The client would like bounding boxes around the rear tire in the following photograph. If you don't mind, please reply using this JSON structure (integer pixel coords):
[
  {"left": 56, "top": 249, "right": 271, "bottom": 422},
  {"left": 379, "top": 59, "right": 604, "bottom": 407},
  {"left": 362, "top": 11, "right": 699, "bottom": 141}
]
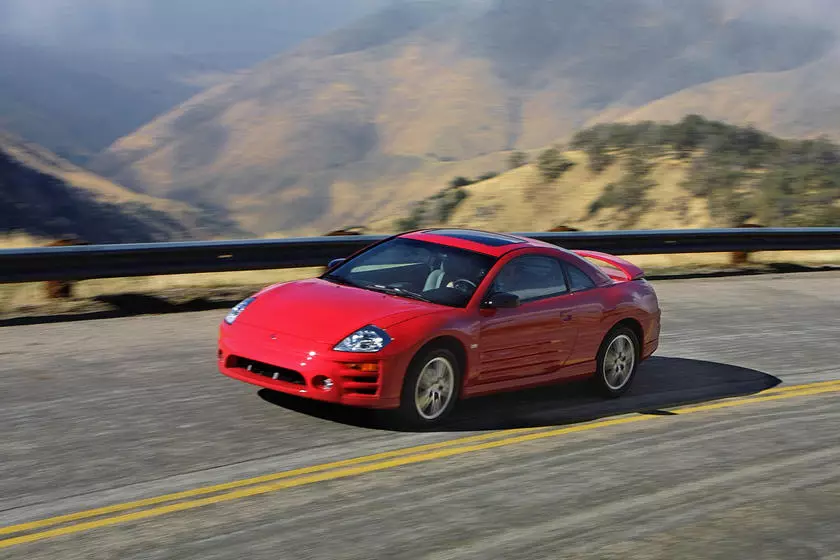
[
  {"left": 395, "top": 346, "right": 461, "bottom": 429},
  {"left": 593, "top": 325, "right": 639, "bottom": 398}
]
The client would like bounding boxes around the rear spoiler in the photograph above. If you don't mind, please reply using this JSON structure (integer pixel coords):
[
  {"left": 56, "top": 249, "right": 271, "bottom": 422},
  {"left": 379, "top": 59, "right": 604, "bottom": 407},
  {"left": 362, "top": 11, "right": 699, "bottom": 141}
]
[{"left": 572, "top": 250, "right": 645, "bottom": 282}]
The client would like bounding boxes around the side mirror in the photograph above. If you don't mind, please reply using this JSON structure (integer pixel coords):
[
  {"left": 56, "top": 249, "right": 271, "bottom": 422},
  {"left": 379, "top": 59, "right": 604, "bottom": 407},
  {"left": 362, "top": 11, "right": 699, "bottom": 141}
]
[
  {"left": 482, "top": 292, "right": 520, "bottom": 309},
  {"left": 327, "top": 258, "right": 346, "bottom": 269}
]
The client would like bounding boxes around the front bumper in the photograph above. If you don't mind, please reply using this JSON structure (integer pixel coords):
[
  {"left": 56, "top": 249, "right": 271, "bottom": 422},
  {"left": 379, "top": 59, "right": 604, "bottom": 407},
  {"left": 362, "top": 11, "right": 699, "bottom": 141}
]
[
  {"left": 642, "top": 337, "right": 659, "bottom": 360},
  {"left": 217, "top": 322, "right": 404, "bottom": 409}
]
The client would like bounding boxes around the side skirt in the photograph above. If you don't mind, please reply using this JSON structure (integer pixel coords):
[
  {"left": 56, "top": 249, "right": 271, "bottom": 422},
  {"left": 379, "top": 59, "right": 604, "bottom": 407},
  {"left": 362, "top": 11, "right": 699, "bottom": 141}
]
[{"left": 461, "top": 360, "right": 596, "bottom": 399}]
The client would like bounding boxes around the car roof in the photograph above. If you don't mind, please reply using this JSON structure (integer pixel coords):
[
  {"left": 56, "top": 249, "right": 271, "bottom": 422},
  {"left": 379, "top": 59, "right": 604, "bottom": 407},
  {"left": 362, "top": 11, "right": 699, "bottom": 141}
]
[{"left": 401, "top": 228, "right": 554, "bottom": 257}]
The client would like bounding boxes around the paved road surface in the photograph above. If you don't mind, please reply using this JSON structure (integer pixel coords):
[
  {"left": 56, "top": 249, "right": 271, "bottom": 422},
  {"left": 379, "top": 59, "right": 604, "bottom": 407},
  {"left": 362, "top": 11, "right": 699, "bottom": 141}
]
[{"left": 1, "top": 271, "right": 838, "bottom": 558}]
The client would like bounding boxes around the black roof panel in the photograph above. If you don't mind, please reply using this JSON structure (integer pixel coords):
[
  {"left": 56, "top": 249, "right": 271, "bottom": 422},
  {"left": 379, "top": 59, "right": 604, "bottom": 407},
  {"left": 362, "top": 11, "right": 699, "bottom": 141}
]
[{"left": 425, "top": 229, "right": 525, "bottom": 247}]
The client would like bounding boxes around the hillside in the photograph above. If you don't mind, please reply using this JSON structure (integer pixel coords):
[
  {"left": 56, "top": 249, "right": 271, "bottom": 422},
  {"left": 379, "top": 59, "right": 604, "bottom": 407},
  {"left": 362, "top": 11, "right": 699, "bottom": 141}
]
[
  {"left": 90, "top": 0, "right": 840, "bottom": 235},
  {"left": 0, "top": 131, "right": 240, "bottom": 243},
  {"left": 373, "top": 117, "right": 840, "bottom": 233},
  {"left": 587, "top": 52, "right": 840, "bottom": 142}
]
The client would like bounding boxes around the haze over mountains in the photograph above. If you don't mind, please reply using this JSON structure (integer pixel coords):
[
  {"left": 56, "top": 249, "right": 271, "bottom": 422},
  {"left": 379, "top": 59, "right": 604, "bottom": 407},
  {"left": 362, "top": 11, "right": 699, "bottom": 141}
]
[
  {"left": 0, "top": 0, "right": 390, "bottom": 162},
  {"left": 4, "top": 0, "right": 840, "bottom": 240}
]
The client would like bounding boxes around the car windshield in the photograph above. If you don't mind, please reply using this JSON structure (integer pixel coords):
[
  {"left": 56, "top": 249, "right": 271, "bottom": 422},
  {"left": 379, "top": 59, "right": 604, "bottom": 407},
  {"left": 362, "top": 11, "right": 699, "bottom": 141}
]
[{"left": 322, "top": 237, "right": 497, "bottom": 307}]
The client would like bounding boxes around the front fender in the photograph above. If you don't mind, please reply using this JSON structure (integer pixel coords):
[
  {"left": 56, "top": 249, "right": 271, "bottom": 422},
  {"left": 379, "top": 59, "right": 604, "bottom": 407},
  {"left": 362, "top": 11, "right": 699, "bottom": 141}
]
[{"left": 383, "top": 310, "right": 479, "bottom": 386}]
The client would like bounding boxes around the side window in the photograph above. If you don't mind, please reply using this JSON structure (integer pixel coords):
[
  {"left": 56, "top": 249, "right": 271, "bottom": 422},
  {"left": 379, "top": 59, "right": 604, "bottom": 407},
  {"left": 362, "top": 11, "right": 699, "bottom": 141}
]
[
  {"left": 490, "top": 255, "right": 568, "bottom": 303},
  {"left": 566, "top": 263, "right": 596, "bottom": 292}
]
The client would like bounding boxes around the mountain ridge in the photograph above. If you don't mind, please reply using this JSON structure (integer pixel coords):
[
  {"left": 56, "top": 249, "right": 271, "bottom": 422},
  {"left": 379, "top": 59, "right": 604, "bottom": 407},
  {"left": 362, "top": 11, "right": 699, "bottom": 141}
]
[
  {"left": 0, "top": 130, "right": 241, "bottom": 243},
  {"left": 91, "top": 0, "right": 840, "bottom": 235}
]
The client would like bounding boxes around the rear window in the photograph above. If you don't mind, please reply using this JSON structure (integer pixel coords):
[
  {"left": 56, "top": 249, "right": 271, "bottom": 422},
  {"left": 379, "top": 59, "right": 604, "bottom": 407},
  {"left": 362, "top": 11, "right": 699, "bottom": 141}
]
[{"left": 566, "top": 263, "right": 596, "bottom": 292}]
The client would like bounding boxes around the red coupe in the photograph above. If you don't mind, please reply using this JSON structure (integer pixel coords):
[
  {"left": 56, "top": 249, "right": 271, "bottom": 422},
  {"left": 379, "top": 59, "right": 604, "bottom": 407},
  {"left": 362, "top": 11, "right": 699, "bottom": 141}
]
[{"left": 218, "top": 229, "right": 661, "bottom": 427}]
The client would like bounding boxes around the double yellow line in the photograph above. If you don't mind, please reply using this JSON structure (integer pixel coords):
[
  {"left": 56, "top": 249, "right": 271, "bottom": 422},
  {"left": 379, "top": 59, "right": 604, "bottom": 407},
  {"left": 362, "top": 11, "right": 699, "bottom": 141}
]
[{"left": 2, "top": 379, "right": 840, "bottom": 549}]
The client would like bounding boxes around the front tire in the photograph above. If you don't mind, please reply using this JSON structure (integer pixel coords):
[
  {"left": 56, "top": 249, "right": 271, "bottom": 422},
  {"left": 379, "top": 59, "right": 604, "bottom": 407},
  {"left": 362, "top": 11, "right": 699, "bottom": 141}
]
[
  {"left": 395, "top": 347, "right": 461, "bottom": 428},
  {"left": 593, "top": 326, "right": 639, "bottom": 398}
]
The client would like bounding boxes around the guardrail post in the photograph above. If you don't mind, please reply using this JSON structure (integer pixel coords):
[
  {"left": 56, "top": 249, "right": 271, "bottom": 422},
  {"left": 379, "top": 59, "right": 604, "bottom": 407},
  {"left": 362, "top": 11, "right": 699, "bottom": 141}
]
[
  {"left": 730, "top": 223, "right": 764, "bottom": 265},
  {"left": 43, "top": 236, "right": 89, "bottom": 298}
]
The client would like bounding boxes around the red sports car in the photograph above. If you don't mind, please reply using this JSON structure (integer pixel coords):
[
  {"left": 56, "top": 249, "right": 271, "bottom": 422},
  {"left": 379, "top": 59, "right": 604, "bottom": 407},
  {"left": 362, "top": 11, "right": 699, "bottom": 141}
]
[{"left": 218, "top": 228, "right": 660, "bottom": 427}]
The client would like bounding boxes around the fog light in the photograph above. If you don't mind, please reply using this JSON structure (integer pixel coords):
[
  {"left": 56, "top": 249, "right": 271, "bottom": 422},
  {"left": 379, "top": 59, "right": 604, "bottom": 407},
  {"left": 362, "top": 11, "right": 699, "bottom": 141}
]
[{"left": 313, "top": 375, "right": 334, "bottom": 391}]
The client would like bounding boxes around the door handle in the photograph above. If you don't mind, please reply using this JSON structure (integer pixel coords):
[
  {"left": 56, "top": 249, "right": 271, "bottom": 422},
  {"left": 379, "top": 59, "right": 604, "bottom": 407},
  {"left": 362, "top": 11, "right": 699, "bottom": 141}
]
[{"left": 562, "top": 314, "right": 572, "bottom": 322}]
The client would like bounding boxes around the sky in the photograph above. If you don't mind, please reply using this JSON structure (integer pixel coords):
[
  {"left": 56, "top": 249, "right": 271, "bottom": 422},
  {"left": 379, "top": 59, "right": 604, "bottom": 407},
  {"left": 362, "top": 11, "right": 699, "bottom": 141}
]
[
  {"left": 3, "top": 0, "right": 837, "bottom": 50},
  {"left": 0, "top": 0, "right": 395, "bottom": 54}
]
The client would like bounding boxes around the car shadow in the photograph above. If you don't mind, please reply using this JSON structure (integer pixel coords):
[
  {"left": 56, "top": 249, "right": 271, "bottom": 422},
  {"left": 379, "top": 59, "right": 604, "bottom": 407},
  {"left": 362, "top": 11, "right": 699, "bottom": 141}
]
[{"left": 257, "top": 356, "right": 781, "bottom": 432}]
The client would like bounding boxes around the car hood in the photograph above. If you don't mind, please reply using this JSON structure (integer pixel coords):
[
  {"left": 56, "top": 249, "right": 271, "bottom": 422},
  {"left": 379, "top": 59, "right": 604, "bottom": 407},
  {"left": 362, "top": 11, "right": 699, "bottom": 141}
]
[{"left": 236, "top": 278, "right": 443, "bottom": 344}]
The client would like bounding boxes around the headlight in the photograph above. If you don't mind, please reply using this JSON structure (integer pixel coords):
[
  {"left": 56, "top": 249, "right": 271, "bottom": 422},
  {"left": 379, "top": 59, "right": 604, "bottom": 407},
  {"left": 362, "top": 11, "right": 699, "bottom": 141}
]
[
  {"left": 224, "top": 297, "right": 256, "bottom": 325},
  {"left": 333, "top": 325, "right": 391, "bottom": 353}
]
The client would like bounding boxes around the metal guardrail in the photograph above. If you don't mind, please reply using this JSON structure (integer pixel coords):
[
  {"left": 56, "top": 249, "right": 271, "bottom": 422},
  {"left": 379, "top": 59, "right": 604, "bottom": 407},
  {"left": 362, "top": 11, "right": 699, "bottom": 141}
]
[{"left": 0, "top": 228, "right": 839, "bottom": 284}]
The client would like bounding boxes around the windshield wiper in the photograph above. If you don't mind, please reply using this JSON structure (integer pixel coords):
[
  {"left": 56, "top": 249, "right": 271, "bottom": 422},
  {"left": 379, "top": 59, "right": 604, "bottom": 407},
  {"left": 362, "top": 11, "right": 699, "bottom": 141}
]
[
  {"left": 322, "top": 274, "right": 360, "bottom": 288},
  {"left": 368, "top": 284, "right": 434, "bottom": 303},
  {"left": 324, "top": 276, "right": 434, "bottom": 303}
]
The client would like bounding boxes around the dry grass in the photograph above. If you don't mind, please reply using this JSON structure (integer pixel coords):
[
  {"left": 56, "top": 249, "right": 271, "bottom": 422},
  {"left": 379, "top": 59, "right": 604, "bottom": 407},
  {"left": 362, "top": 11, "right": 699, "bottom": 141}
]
[
  {"left": 0, "top": 268, "right": 322, "bottom": 316},
  {"left": 426, "top": 150, "right": 704, "bottom": 233},
  {"left": 623, "top": 251, "right": 840, "bottom": 271},
  {"left": 0, "top": 230, "right": 321, "bottom": 317},
  {"left": 0, "top": 232, "right": 54, "bottom": 249}
]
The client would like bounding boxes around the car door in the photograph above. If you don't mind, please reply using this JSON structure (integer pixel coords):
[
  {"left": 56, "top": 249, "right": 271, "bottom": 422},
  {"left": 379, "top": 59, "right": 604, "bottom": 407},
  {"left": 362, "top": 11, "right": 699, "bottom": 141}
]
[
  {"left": 477, "top": 253, "right": 580, "bottom": 383},
  {"left": 556, "top": 258, "right": 607, "bottom": 370}
]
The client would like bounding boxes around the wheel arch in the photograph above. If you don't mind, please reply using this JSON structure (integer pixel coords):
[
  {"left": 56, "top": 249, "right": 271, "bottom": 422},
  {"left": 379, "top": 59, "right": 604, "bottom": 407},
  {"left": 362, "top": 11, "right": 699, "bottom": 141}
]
[
  {"left": 414, "top": 335, "right": 468, "bottom": 384},
  {"left": 610, "top": 317, "right": 644, "bottom": 356}
]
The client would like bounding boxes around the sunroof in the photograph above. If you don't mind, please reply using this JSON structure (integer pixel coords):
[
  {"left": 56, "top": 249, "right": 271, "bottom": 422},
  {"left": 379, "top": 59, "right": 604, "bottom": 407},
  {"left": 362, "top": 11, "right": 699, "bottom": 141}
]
[{"left": 427, "top": 229, "right": 524, "bottom": 247}]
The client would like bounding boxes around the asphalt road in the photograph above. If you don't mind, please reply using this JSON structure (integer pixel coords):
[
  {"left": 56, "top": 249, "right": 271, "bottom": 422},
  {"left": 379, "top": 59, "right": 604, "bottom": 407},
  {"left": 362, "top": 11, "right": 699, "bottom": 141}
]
[{"left": 1, "top": 271, "right": 838, "bottom": 559}]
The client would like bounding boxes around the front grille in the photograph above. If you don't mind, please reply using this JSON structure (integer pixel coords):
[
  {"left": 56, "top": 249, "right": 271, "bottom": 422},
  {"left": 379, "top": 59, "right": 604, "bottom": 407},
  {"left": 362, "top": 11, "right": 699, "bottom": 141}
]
[
  {"left": 340, "top": 367, "right": 381, "bottom": 397},
  {"left": 347, "top": 386, "right": 377, "bottom": 396},
  {"left": 346, "top": 374, "right": 379, "bottom": 383},
  {"left": 228, "top": 356, "right": 305, "bottom": 385}
]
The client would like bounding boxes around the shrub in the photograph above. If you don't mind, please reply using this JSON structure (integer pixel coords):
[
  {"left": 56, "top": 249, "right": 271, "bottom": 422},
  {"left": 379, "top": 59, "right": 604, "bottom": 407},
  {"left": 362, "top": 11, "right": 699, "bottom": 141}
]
[
  {"left": 435, "top": 188, "right": 469, "bottom": 223},
  {"left": 507, "top": 151, "right": 528, "bottom": 169},
  {"left": 568, "top": 115, "right": 840, "bottom": 226},
  {"left": 394, "top": 216, "right": 419, "bottom": 231},
  {"left": 449, "top": 176, "right": 474, "bottom": 188},
  {"left": 393, "top": 201, "right": 428, "bottom": 231},
  {"left": 393, "top": 186, "right": 471, "bottom": 231},
  {"left": 537, "top": 147, "right": 575, "bottom": 182},
  {"left": 587, "top": 144, "right": 615, "bottom": 174}
]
